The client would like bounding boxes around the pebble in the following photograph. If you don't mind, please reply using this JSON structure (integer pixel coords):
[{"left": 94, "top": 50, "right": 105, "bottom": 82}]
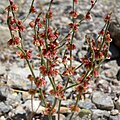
[
  {"left": 109, "top": 115, "right": 120, "bottom": 120},
  {"left": 114, "top": 98, "right": 120, "bottom": 111},
  {"left": 0, "top": 102, "right": 11, "bottom": 113},
  {"left": 15, "top": 105, "right": 26, "bottom": 115},
  {"left": 55, "top": 114, "right": 66, "bottom": 120},
  {"left": 22, "top": 100, "right": 45, "bottom": 114},
  {"left": 91, "top": 109, "right": 110, "bottom": 120},
  {"left": 78, "top": 100, "right": 96, "bottom": 110},
  {"left": 0, "top": 116, "right": 6, "bottom": 120},
  {"left": 0, "top": 26, "right": 10, "bottom": 47},
  {"left": 110, "top": 109, "right": 119, "bottom": 116},
  {"left": 92, "top": 91, "right": 114, "bottom": 110},
  {"left": 7, "top": 65, "right": 37, "bottom": 90}
]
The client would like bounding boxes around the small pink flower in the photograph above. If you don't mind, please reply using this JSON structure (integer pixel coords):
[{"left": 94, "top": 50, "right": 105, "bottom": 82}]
[
  {"left": 29, "top": 21, "right": 35, "bottom": 28},
  {"left": 85, "top": 12, "right": 92, "bottom": 20},
  {"left": 74, "top": 0, "right": 78, "bottom": 4},
  {"left": 69, "top": 10, "right": 78, "bottom": 18},
  {"left": 30, "top": 6, "right": 36, "bottom": 13}
]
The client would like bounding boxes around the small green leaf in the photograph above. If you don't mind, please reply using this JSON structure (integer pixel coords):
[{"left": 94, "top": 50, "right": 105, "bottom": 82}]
[{"left": 78, "top": 109, "right": 91, "bottom": 118}]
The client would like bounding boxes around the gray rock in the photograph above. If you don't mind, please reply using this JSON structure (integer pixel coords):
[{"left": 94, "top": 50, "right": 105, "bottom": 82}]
[
  {"left": 91, "top": 109, "right": 110, "bottom": 120},
  {"left": 96, "top": 79, "right": 111, "bottom": 93},
  {"left": 0, "top": 63, "right": 6, "bottom": 75},
  {"left": 92, "top": 91, "right": 114, "bottom": 110},
  {"left": 0, "top": 116, "right": 6, "bottom": 120},
  {"left": 111, "top": 86, "right": 120, "bottom": 95},
  {"left": 7, "top": 65, "right": 37, "bottom": 90},
  {"left": 0, "top": 26, "right": 10, "bottom": 47},
  {"left": 108, "top": 22, "right": 120, "bottom": 48},
  {"left": 78, "top": 100, "right": 96, "bottom": 110},
  {"left": 109, "top": 43, "right": 120, "bottom": 60},
  {"left": 114, "top": 98, "right": 120, "bottom": 111},
  {"left": 109, "top": 115, "right": 120, "bottom": 120},
  {"left": 12, "top": 113, "right": 27, "bottom": 120},
  {"left": 6, "top": 92, "right": 22, "bottom": 107},
  {"left": 0, "top": 91, "right": 6, "bottom": 102},
  {"left": 61, "top": 100, "right": 74, "bottom": 107},
  {"left": 110, "top": 109, "right": 119, "bottom": 116},
  {"left": 0, "top": 102, "right": 11, "bottom": 113},
  {"left": 22, "top": 100, "right": 45, "bottom": 113},
  {"left": 15, "top": 105, "right": 26, "bottom": 115},
  {"left": 0, "top": 86, "right": 12, "bottom": 98},
  {"left": 66, "top": 113, "right": 91, "bottom": 120},
  {"left": 55, "top": 114, "right": 66, "bottom": 120}
]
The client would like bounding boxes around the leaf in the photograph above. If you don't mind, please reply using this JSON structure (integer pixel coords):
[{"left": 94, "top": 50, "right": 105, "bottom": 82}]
[{"left": 78, "top": 109, "right": 91, "bottom": 118}]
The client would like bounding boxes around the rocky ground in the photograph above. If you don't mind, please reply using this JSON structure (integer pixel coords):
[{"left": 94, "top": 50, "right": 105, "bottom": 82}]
[{"left": 0, "top": 0, "right": 120, "bottom": 120}]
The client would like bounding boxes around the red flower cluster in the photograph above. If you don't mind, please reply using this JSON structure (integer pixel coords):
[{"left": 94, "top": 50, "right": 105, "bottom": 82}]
[
  {"left": 104, "top": 14, "right": 111, "bottom": 22},
  {"left": 6, "top": 0, "right": 18, "bottom": 11},
  {"left": 62, "top": 66, "right": 76, "bottom": 76},
  {"left": 68, "top": 23, "right": 79, "bottom": 31},
  {"left": 49, "top": 84, "right": 64, "bottom": 99},
  {"left": 67, "top": 42, "right": 76, "bottom": 51},
  {"left": 17, "top": 50, "right": 32, "bottom": 59},
  {"left": 39, "top": 64, "right": 58, "bottom": 77},
  {"left": 47, "top": 9, "right": 53, "bottom": 19},
  {"left": 76, "top": 81, "right": 89, "bottom": 94},
  {"left": 44, "top": 103, "right": 56, "bottom": 115},
  {"left": 8, "top": 36, "right": 20, "bottom": 46},
  {"left": 30, "top": 6, "right": 36, "bottom": 13},
  {"left": 69, "top": 10, "right": 78, "bottom": 18},
  {"left": 8, "top": 17, "right": 25, "bottom": 32},
  {"left": 85, "top": 12, "right": 92, "bottom": 20},
  {"left": 35, "top": 77, "right": 46, "bottom": 88}
]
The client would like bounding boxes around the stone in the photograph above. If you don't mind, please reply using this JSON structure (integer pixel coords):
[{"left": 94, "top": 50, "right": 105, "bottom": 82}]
[
  {"left": 0, "top": 102, "right": 11, "bottom": 113},
  {"left": 109, "top": 115, "right": 120, "bottom": 120},
  {"left": 109, "top": 43, "right": 120, "bottom": 61},
  {"left": 91, "top": 109, "right": 110, "bottom": 120},
  {"left": 61, "top": 100, "right": 73, "bottom": 106},
  {"left": 6, "top": 92, "right": 22, "bottom": 108},
  {"left": 104, "top": 71, "right": 116, "bottom": 79},
  {"left": 55, "top": 114, "right": 66, "bottom": 120},
  {"left": 78, "top": 100, "right": 96, "bottom": 110},
  {"left": 108, "top": 22, "right": 120, "bottom": 48},
  {"left": 0, "top": 86, "right": 12, "bottom": 98},
  {"left": 15, "top": 105, "right": 26, "bottom": 115},
  {"left": 114, "top": 98, "right": 120, "bottom": 111},
  {"left": 111, "top": 79, "right": 120, "bottom": 86},
  {"left": 36, "top": 115, "right": 55, "bottom": 120},
  {"left": 7, "top": 65, "right": 37, "bottom": 90},
  {"left": 0, "top": 91, "right": 6, "bottom": 102},
  {"left": 0, "top": 63, "right": 6, "bottom": 75},
  {"left": 0, "top": 26, "right": 10, "bottom": 47},
  {"left": 60, "top": 107, "right": 70, "bottom": 113},
  {"left": 66, "top": 111, "right": 91, "bottom": 120},
  {"left": 12, "top": 113, "right": 27, "bottom": 120},
  {"left": 92, "top": 91, "right": 114, "bottom": 110},
  {"left": 22, "top": 91, "right": 31, "bottom": 101},
  {"left": 22, "top": 100, "right": 45, "bottom": 114},
  {"left": 110, "top": 109, "right": 119, "bottom": 116},
  {"left": 0, "top": 116, "right": 6, "bottom": 120},
  {"left": 96, "top": 79, "right": 111, "bottom": 93},
  {"left": 112, "top": 86, "right": 120, "bottom": 94}
]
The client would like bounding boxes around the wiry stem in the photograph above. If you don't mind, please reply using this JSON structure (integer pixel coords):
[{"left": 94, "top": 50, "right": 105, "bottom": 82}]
[{"left": 69, "top": 94, "right": 80, "bottom": 120}]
